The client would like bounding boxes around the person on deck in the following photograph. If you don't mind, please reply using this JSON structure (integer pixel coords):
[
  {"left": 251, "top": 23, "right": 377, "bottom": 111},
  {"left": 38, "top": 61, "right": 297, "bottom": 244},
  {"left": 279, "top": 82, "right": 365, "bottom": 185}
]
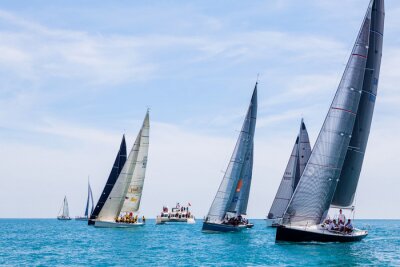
[
  {"left": 338, "top": 209, "right": 346, "bottom": 225},
  {"left": 328, "top": 219, "right": 339, "bottom": 231},
  {"left": 345, "top": 219, "right": 353, "bottom": 233},
  {"left": 142, "top": 216, "right": 146, "bottom": 223}
]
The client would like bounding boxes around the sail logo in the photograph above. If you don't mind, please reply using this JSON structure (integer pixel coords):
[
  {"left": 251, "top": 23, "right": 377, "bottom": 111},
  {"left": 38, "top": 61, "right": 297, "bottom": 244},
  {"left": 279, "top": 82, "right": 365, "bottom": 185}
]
[
  {"left": 130, "top": 197, "right": 137, "bottom": 202},
  {"left": 128, "top": 186, "right": 142, "bottom": 193}
]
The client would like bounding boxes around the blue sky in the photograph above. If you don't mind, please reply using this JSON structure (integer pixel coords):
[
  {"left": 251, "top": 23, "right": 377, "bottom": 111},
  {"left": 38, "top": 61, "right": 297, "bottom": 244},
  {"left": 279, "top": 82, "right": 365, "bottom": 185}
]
[{"left": 1, "top": 0, "right": 399, "bottom": 219}]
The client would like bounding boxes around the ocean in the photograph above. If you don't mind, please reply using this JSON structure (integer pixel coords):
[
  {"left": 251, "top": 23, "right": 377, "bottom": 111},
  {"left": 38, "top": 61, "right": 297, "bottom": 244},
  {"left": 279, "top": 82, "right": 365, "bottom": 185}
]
[{"left": 0, "top": 219, "right": 399, "bottom": 266}]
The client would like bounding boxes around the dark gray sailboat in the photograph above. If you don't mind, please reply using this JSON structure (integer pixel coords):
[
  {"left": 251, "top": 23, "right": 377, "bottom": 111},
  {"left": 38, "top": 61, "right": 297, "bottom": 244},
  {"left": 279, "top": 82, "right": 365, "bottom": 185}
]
[
  {"left": 203, "top": 83, "right": 257, "bottom": 233},
  {"left": 266, "top": 119, "right": 311, "bottom": 227},
  {"left": 276, "top": 0, "right": 384, "bottom": 242},
  {"left": 88, "top": 135, "right": 127, "bottom": 225},
  {"left": 75, "top": 179, "right": 95, "bottom": 221}
]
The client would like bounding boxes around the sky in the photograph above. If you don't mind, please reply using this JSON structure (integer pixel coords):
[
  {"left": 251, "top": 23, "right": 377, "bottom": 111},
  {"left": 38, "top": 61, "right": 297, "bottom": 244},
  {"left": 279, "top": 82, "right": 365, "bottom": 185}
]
[{"left": 1, "top": 0, "right": 399, "bottom": 219}]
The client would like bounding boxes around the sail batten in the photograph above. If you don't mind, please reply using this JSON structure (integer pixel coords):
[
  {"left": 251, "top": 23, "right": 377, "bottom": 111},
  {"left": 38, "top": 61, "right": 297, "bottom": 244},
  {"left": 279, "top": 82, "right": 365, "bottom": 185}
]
[
  {"left": 206, "top": 83, "right": 257, "bottom": 222},
  {"left": 282, "top": 2, "right": 375, "bottom": 227}
]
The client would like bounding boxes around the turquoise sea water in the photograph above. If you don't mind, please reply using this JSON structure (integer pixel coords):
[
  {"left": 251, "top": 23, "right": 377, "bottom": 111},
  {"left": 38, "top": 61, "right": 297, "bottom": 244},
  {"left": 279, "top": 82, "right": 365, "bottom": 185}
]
[{"left": 0, "top": 219, "right": 399, "bottom": 266}]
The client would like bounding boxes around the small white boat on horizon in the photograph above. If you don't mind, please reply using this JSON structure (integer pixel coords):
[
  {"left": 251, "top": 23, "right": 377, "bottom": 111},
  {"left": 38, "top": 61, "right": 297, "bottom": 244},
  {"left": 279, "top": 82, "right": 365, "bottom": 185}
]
[{"left": 57, "top": 196, "right": 71, "bottom": 221}]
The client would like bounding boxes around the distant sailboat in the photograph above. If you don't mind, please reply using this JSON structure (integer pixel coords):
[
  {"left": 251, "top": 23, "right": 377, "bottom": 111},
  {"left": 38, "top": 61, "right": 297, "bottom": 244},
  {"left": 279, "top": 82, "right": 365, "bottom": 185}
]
[
  {"left": 276, "top": 0, "right": 384, "bottom": 242},
  {"left": 88, "top": 135, "right": 127, "bottom": 225},
  {"left": 75, "top": 179, "right": 95, "bottom": 221},
  {"left": 57, "top": 196, "right": 71, "bottom": 221},
  {"left": 266, "top": 119, "right": 311, "bottom": 227},
  {"left": 202, "top": 82, "right": 257, "bottom": 232},
  {"left": 94, "top": 111, "right": 150, "bottom": 228}
]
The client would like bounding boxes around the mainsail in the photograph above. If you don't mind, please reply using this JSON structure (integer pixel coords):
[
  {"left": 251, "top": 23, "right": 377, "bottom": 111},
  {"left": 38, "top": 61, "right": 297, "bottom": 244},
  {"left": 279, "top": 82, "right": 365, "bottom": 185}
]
[
  {"left": 282, "top": 2, "right": 373, "bottom": 227},
  {"left": 97, "top": 111, "right": 150, "bottom": 222},
  {"left": 84, "top": 180, "right": 95, "bottom": 217},
  {"left": 332, "top": 0, "right": 384, "bottom": 207},
  {"left": 268, "top": 120, "right": 311, "bottom": 220},
  {"left": 206, "top": 83, "right": 257, "bottom": 223},
  {"left": 61, "top": 196, "right": 70, "bottom": 218},
  {"left": 88, "top": 135, "right": 127, "bottom": 224}
]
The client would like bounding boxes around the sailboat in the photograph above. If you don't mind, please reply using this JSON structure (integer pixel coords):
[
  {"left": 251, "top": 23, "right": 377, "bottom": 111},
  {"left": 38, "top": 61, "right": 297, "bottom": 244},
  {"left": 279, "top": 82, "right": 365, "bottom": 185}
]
[
  {"left": 88, "top": 135, "right": 127, "bottom": 225},
  {"left": 75, "top": 179, "right": 95, "bottom": 221},
  {"left": 266, "top": 119, "right": 311, "bottom": 227},
  {"left": 276, "top": 0, "right": 384, "bottom": 242},
  {"left": 57, "top": 196, "right": 71, "bottom": 220},
  {"left": 94, "top": 111, "right": 150, "bottom": 228},
  {"left": 202, "top": 82, "right": 257, "bottom": 232}
]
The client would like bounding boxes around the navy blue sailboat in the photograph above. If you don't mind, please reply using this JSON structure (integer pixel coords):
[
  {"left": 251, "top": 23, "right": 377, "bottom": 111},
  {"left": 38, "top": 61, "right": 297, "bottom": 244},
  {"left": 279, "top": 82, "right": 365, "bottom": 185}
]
[
  {"left": 203, "top": 83, "right": 257, "bottom": 232},
  {"left": 88, "top": 135, "right": 127, "bottom": 225},
  {"left": 75, "top": 179, "right": 95, "bottom": 221}
]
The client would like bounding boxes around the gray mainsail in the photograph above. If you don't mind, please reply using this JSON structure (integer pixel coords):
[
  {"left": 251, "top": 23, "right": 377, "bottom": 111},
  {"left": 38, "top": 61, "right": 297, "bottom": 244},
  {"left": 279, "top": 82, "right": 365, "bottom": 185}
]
[
  {"left": 332, "top": 0, "right": 384, "bottom": 207},
  {"left": 267, "top": 120, "right": 311, "bottom": 220},
  {"left": 206, "top": 83, "right": 257, "bottom": 223},
  {"left": 282, "top": 2, "right": 373, "bottom": 227}
]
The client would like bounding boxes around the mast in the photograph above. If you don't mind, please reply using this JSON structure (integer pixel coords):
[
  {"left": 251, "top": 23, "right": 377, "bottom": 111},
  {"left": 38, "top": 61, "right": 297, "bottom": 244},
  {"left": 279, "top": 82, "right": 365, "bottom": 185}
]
[
  {"left": 89, "top": 135, "right": 127, "bottom": 224},
  {"left": 206, "top": 83, "right": 257, "bottom": 223},
  {"left": 282, "top": 2, "right": 373, "bottom": 227},
  {"left": 97, "top": 111, "right": 149, "bottom": 221},
  {"left": 332, "top": 0, "right": 384, "bottom": 207},
  {"left": 267, "top": 120, "right": 311, "bottom": 220}
]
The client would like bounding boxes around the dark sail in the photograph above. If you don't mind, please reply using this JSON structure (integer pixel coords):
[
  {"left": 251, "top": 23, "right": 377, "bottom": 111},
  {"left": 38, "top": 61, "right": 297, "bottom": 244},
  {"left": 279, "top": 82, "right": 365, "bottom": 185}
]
[
  {"left": 332, "top": 0, "right": 384, "bottom": 207},
  {"left": 88, "top": 135, "right": 127, "bottom": 225}
]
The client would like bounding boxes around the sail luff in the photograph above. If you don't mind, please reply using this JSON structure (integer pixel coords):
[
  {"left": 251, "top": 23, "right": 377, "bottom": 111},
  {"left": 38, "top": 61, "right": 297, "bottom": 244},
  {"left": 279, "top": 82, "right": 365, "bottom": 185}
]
[
  {"left": 282, "top": 4, "right": 372, "bottom": 226},
  {"left": 206, "top": 84, "right": 257, "bottom": 222},
  {"left": 332, "top": 0, "right": 384, "bottom": 207},
  {"left": 89, "top": 136, "right": 127, "bottom": 224}
]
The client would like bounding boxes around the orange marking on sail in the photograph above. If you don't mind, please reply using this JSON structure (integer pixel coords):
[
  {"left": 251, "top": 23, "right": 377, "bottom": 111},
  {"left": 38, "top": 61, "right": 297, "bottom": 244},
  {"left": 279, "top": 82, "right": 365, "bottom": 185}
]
[{"left": 236, "top": 179, "right": 243, "bottom": 192}]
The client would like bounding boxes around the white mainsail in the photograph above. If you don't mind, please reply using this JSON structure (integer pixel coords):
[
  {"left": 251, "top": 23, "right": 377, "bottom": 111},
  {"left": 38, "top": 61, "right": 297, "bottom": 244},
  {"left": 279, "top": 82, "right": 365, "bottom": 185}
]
[
  {"left": 97, "top": 111, "right": 149, "bottom": 222},
  {"left": 61, "top": 196, "right": 70, "bottom": 218}
]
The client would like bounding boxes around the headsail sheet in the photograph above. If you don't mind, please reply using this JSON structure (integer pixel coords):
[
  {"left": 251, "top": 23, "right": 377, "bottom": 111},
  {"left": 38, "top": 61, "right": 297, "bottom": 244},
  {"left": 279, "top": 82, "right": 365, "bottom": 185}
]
[
  {"left": 282, "top": 5, "right": 372, "bottom": 226},
  {"left": 88, "top": 136, "right": 127, "bottom": 224},
  {"left": 206, "top": 84, "right": 257, "bottom": 223},
  {"left": 332, "top": 0, "right": 384, "bottom": 207},
  {"left": 268, "top": 120, "right": 311, "bottom": 220},
  {"left": 120, "top": 112, "right": 150, "bottom": 213}
]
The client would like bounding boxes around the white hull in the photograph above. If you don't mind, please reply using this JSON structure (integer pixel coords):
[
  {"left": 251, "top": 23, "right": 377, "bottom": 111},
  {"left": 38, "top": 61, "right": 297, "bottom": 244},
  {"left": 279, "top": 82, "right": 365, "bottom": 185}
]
[
  {"left": 94, "top": 220, "right": 145, "bottom": 228},
  {"left": 156, "top": 216, "right": 195, "bottom": 225},
  {"left": 75, "top": 217, "right": 88, "bottom": 221},
  {"left": 57, "top": 216, "right": 71, "bottom": 221}
]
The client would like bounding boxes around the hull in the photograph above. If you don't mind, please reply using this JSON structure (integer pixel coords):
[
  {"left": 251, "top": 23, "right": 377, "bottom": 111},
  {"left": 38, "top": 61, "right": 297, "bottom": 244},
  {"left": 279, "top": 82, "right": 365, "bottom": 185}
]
[
  {"left": 75, "top": 217, "right": 88, "bottom": 221},
  {"left": 156, "top": 216, "right": 196, "bottom": 225},
  {"left": 276, "top": 225, "right": 367, "bottom": 243},
  {"left": 202, "top": 222, "right": 247, "bottom": 233},
  {"left": 94, "top": 221, "right": 145, "bottom": 228},
  {"left": 57, "top": 217, "right": 71, "bottom": 221}
]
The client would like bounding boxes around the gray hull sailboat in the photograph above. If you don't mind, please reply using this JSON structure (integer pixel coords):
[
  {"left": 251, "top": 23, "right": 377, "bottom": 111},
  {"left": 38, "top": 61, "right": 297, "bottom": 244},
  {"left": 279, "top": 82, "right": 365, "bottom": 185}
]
[
  {"left": 75, "top": 180, "right": 95, "bottom": 221},
  {"left": 202, "top": 83, "right": 257, "bottom": 233},
  {"left": 276, "top": 0, "right": 384, "bottom": 242},
  {"left": 266, "top": 119, "right": 311, "bottom": 227}
]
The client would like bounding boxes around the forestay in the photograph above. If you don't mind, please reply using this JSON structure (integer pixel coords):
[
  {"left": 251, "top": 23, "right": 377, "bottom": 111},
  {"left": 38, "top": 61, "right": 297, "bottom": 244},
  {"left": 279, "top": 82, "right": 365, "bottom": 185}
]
[{"left": 282, "top": 4, "right": 372, "bottom": 227}]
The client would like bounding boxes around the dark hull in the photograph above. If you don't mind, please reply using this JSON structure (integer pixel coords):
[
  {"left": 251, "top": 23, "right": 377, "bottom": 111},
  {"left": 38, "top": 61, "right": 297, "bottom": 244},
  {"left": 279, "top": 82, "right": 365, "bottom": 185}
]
[
  {"left": 202, "top": 222, "right": 245, "bottom": 233},
  {"left": 276, "top": 226, "right": 367, "bottom": 243}
]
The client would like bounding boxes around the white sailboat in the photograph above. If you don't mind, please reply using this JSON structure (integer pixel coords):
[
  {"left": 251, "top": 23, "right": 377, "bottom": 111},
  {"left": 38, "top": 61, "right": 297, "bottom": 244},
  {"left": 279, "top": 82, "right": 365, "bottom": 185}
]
[
  {"left": 94, "top": 111, "right": 150, "bottom": 228},
  {"left": 57, "top": 196, "right": 71, "bottom": 221}
]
